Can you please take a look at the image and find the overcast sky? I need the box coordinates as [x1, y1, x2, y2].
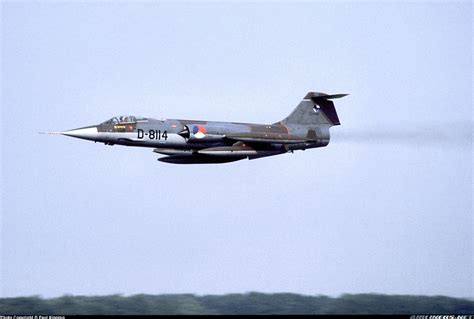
[1, 1, 472, 299]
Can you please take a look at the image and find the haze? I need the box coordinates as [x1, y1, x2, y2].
[1, 2, 472, 298]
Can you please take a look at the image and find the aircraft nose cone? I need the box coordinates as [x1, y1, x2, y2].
[61, 126, 98, 141]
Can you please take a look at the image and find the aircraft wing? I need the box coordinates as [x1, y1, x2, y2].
[156, 144, 285, 164]
[225, 133, 311, 144]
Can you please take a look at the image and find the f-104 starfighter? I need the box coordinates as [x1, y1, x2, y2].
[44, 92, 348, 164]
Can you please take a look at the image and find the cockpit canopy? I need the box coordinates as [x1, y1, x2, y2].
[102, 116, 147, 125]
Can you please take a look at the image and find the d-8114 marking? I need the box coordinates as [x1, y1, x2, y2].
[137, 129, 168, 140]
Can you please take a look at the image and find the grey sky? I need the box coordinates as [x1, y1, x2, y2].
[1, 2, 472, 299]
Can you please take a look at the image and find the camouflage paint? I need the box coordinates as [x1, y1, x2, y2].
[56, 92, 348, 164]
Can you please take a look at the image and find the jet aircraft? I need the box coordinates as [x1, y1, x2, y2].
[45, 92, 348, 164]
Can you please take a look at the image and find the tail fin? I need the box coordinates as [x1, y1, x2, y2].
[281, 92, 348, 126]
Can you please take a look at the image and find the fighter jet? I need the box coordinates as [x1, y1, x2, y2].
[44, 92, 348, 164]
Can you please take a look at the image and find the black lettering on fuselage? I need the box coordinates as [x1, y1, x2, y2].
[137, 129, 168, 141]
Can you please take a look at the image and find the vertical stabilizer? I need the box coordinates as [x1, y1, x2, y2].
[281, 92, 348, 126]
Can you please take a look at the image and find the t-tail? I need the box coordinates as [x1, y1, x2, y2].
[281, 92, 348, 126]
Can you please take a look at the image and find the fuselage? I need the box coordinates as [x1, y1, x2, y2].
[51, 92, 346, 164]
[67, 116, 329, 152]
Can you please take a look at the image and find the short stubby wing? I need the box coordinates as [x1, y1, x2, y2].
[225, 132, 312, 144]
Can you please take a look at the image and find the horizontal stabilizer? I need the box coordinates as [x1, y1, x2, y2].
[304, 92, 349, 100]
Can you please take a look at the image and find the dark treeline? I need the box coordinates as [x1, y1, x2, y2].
[1, 293, 473, 315]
